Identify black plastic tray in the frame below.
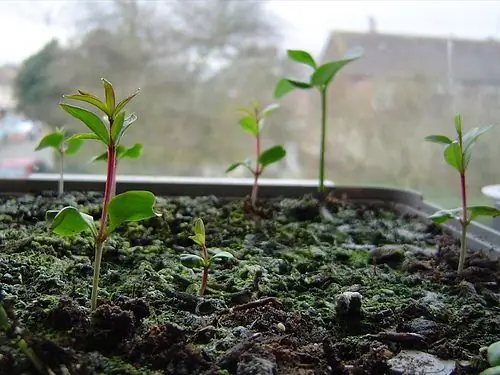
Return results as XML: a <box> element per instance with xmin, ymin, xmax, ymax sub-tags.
<box><xmin>0</xmin><ymin>173</ymin><xmax>499</xmax><ymax>254</ymax></box>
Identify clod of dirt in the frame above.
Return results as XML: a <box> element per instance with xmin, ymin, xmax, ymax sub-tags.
<box><xmin>236</xmin><ymin>347</ymin><xmax>277</xmax><ymax>375</ymax></box>
<box><xmin>368</xmin><ymin>245</ymin><xmax>405</xmax><ymax>267</ymax></box>
<box><xmin>336</xmin><ymin>291</ymin><xmax>363</xmax><ymax>318</ymax></box>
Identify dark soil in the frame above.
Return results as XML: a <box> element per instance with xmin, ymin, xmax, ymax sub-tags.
<box><xmin>0</xmin><ymin>191</ymin><xmax>499</xmax><ymax>374</ymax></box>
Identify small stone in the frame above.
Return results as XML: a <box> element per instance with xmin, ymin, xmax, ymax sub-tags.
<box><xmin>276</xmin><ymin>322</ymin><xmax>286</xmax><ymax>332</ymax></box>
<box><xmin>335</xmin><ymin>291</ymin><xmax>363</xmax><ymax>318</ymax></box>
<box><xmin>368</xmin><ymin>245</ymin><xmax>405</xmax><ymax>267</ymax></box>
<box><xmin>407</xmin><ymin>318</ymin><xmax>439</xmax><ymax>340</ymax></box>
<box><xmin>387</xmin><ymin>350</ymin><xmax>456</xmax><ymax>375</ymax></box>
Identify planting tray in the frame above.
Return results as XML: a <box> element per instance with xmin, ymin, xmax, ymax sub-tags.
<box><xmin>1</xmin><ymin>173</ymin><xmax>499</xmax><ymax>254</ymax></box>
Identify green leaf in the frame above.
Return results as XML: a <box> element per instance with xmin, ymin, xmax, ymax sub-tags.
<box><xmin>180</xmin><ymin>254</ymin><xmax>204</xmax><ymax>269</ymax></box>
<box><xmin>59</xmin><ymin>103</ymin><xmax>109</xmax><ymax>144</ymax></box>
<box><xmin>192</xmin><ymin>218</ymin><xmax>205</xmax><ymax>242</ymax></box>
<box><xmin>311</xmin><ymin>55</ymin><xmax>360</xmax><ymax>87</ymax></box>
<box><xmin>428</xmin><ymin>208</ymin><xmax>461</xmax><ymax>224</ymax></box>
<box><xmin>462</xmin><ymin>124</ymin><xmax>495</xmax><ymax>168</ymax></box>
<box><xmin>0</xmin><ymin>303</ymin><xmax>10</xmax><ymax>330</ymax></box>
<box><xmin>63</xmin><ymin>93</ymin><xmax>109</xmax><ymax>115</ymax></box>
<box><xmin>120</xmin><ymin>143</ymin><xmax>143</xmax><ymax>159</ymax></box>
<box><xmin>101</xmin><ymin>78</ymin><xmax>115</xmax><ymax>114</ymax></box>
<box><xmin>111</xmin><ymin>110</ymin><xmax>126</xmax><ymax>143</ymax></box>
<box><xmin>210</xmin><ymin>251</ymin><xmax>235</xmax><ymax>262</ymax></box>
<box><xmin>189</xmin><ymin>233</ymin><xmax>205</xmax><ymax>247</ymax></box>
<box><xmin>46</xmin><ymin>207</ymin><xmax>97</xmax><ymax>238</ymax></box>
<box><xmin>425</xmin><ymin>135</ymin><xmax>453</xmax><ymax>145</ymax></box>
<box><xmin>454</xmin><ymin>114</ymin><xmax>462</xmax><ymax>136</ymax></box>
<box><xmin>239</xmin><ymin>115</ymin><xmax>259</xmax><ymax>136</ymax></box>
<box><xmin>259</xmin><ymin>145</ymin><xmax>286</xmax><ymax>167</ymax></box>
<box><xmin>488</xmin><ymin>341</ymin><xmax>500</xmax><ymax>367</ymax></box>
<box><xmin>64</xmin><ymin>137</ymin><xmax>84</xmax><ymax>155</ymax></box>
<box><xmin>274</xmin><ymin>78</ymin><xmax>312</xmax><ymax>98</ymax></box>
<box><xmin>92</xmin><ymin>151</ymin><xmax>108</xmax><ymax>162</ymax></box>
<box><xmin>225</xmin><ymin>161</ymin><xmax>253</xmax><ymax>174</ymax></box>
<box><xmin>107</xmin><ymin>191</ymin><xmax>159</xmax><ymax>234</ymax></box>
<box><xmin>467</xmin><ymin>205</ymin><xmax>500</xmax><ymax>222</ymax></box>
<box><xmin>479</xmin><ymin>366</ymin><xmax>500</xmax><ymax>375</ymax></box>
<box><xmin>67</xmin><ymin>132</ymin><xmax>101</xmax><ymax>142</ymax></box>
<box><xmin>114</xmin><ymin>89</ymin><xmax>140</xmax><ymax>116</ymax></box>
<box><xmin>287</xmin><ymin>50</ymin><xmax>316</xmax><ymax>69</ymax></box>
<box><xmin>261</xmin><ymin>103</ymin><xmax>280</xmax><ymax>117</ymax></box>
<box><xmin>35</xmin><ymin>131</ymin><xmax>64</xmax><ymax>151</ymax></box>
<box><xmin>443</xmin><ymin>141</ymin><xmax>463</xmax><ymax>172</ymax></box>
<box><xmin>115</xmin><ymin>113</ymin><xmax>137</xmax><ymax>141</ymax></box>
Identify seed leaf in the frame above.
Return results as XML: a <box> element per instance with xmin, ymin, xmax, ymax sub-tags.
<box><xmin>225</xmin><ymin>161</ymin><xmax>253</xmax><ymax>174</ymax></box>
<box><xmin>259</xmin><ymin>145</ymin><xmax>286</xmax><ymax>167</ymax></box>
<box><xmin>287</xmin><ymin>50</ymin><xmax>316</xmax><ymax>69</ymax></box>
<box><xmin>428</xmin><ymin>208</ymin><xmax>461</xmax><ymax>224</ymax></box>
<box><xmin>211</xmin><ymin>251</ymin><xmax>234</xmax><ymax>262</ymax></box>
<box><xmin>63</xmin><ymin>93</ymin><xmax>109</xmax><ymax>115</ymax></box>
<box><xmin>101</xmin><ymin>78</ymin><xmax>115</xmax><ymax>114</ymax></box>
<box><xmin>35</xmin><ymin>131</ymin><xmax>64</xmax><ymax>151</ymax></box>
<box><xmin>274</xmin><ymin>78</ymin><xmax>312</xmax><ymax>98</ymax></box>
<box><xmin>180</xmin><ymin>254</ymin><xmax>204</xmax><ymax>268</ymax></box>
<box><xmin>239</xmin><ymin>115</ymin><xmax>259</xmax><ymax>136</ymax></box>
<box><xmin>467</xmin><ymin>205</ymin><xmax>500</xmax><ymax>222</ymax></box>
<box><xmin>64</xmin><ymin>137</ymin><xmax>84</xmax><ymax>155</ymax></box>
<box><xmin>59</xmin><ymin>103</ymin><xmax>109</xmax><ymax>144</ymax></box>
<box><xmin>46</xmin><ymin>207</ymin><xmax>97</xmax><ymax>237</ymax></box>
<box><xmin>107</xmin><ymin>191</ymin><xmax>159</xmax><ymax>234</ymax></box>
<box><xmin>443</xmin><ymin>141</ymin><xmax>463</xmax><ymax>172</ymax></box>
<box><xmin>487</xmin><ymin>341</ymin><xmax>500</xmax><ymax>367</ymax></box>
<box><xmin>425</xmin><ymin>135</ymin><xmax>453</xmax><ymax>145</ymax></box>
<box><xmin>114</xmin><ymin>89</ymin><xmax>140</xmax><ymax>116</ymax></box>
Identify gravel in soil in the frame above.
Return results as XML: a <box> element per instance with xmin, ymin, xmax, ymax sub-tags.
<box><xmin>0</xmin><ymin>191</ymin><xmax>499</xmax><ymax>374</ymax></box>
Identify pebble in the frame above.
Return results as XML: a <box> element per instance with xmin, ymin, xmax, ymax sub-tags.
<box><xmin>368</xmin><ymin>245</ymin><xmax>405</xmax><ymax>266</ymax></box>
<box><xmin>335</xmin><ymin>291</ymin><xmax>363</xmax><ymax>318</ymax></box>
<box><xmin>387</xmin><ymin>350</ymin><xmax>456</xmax><ymax>375</ymax></box>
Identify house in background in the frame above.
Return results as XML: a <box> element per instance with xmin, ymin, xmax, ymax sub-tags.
<box><xmin>0</xmin><ymin>65</ymin><xmax>18</xmax><ymax>110</ymax></box>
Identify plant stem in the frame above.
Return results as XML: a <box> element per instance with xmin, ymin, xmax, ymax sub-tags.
<box><xmin>199</xmin><ymin>243</ymin><xmax>209</xmax><ymax>296</ymax></box>
<box><xmin>251</xmin><ymin>129</ymin><xmax>261</xmax><ymax>209</ymax></box>
<box><xmin>90</xmin><ymin>241</ymin><xmax>105</xmax><ymax>311</ymax></box>
<box><xmin>319</xmin><ymin>88</ymin><xmax>327</xmax><ymax>193</ymax></box>
<box><xmin>58</xmin><ymin>151</ymin><xmax>64</xmax><ymax>198</ymax></box>
<box><xmin>458</xmin><ymin>170</ymin><xmax>468</xmax><ymax>275</ymax></box>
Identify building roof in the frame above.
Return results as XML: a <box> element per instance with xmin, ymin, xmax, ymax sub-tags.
<box><xmin>322</xmin><ymin>30</ymin><xmax>500</xmax><ymax>84</ymax></box>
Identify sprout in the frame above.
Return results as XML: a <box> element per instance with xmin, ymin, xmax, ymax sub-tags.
<box><xmin>225</xmin><ymin>100</ymin><xmax>286</xmax><ymax>210</ymax></box>
<box><xmin>180</xmin><ymin>218</ymin><xmax>235</xmax><ymax>296</ymax></box>
<box><xmin>425</xmin><ymin>115</ymin><xmax>500</xmax><ymax>275</ymax></box>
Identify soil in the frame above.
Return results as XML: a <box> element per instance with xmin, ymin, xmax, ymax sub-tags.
<box><xmin>0</xmin><ymin>191</ymin><xmax>499</xmax><ymax>375</ymax></box>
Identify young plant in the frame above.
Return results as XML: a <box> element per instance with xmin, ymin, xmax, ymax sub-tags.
<box><xmin>180</xmin><ymin>218</ymin><xmax>234</xmax><ymax>296</ymax></box>
<box><xmin>274</xmin><ymin>48</ymin><xmax>362</xmax><ymax>193</ymax></box>
<box><xmin>45</xmin><ymin>79</ymin><xmax>159</xmax><ymax>311</ymax></box>
<box><xmin>35</xmin><ymin>127</ymin><xmax>84</xmax><ymax>197</ymax></box>
<box><xmin>225</xmin><ymin>101</ymin><xmax>286</xmax><ymax>209</ymax></box>
<box><xmin>480</xmin><ymin>340</ymin><xmax>500</xmax><ymax>375</ymax></box>
<box><xmin>425</xmin><ymin>115</ymin><xmax>500</xmax><ymax>275</ymax></box>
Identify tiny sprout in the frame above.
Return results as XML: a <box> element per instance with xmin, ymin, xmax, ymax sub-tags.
<box><xmin>35</xmin><ymin>127</ymin><xmax>84</xmax><ymax>197</ymax></box>
<box><xmin>425</xmin><ymin>115</ymin><xmax>500</xmax><ymax>275</ymax></box>
<box><xmin>225</xmin><ymin>100</ymin><xmax>286</xmax><ymax>209</ymax></box>
<box><xmin>180</xmin><ymin>218</ymin><xmax>234</xmax><ymax>296</ymax></box>
<box><xmin>45</xmin><ymin>79</ymin><xmax>159</xmax><ymax>311</ymax></box>
<box><xmin>274</xmin><ymin>48</ymin><xmax>362</xmax><ymax>193</ymax></box>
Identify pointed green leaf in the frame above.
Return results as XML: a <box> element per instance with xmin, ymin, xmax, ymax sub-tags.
<box><xmin>425</xmin><ymin>135</ymin><xmax>453</xmax><ymax>145</ymax></box>
<box><xmin>274</xmin><ymin>78</ymin><xmax>312</xmax><ymax>98</ymax></box>
<box><xmin>63</xmin><ymin>93</ymin><xmax>109</xmax><ymax>115</ymax></box>
<box><xmin>46</xmin><ymin>207</ymin><xmax>97</xmax><ymax>237</ymax></box>
<box><xmin>107</xmin><ymin>191</ymin><xmax>159</xmax><ymax>234</ymax></box>
<box><xmin>462</xmin><ymin>124</ymin><xmax>495</xmax><ymax>168</ymax></box>
<box><xmin>115</xmin><ymin>113</ymin><xmax>137</xmax><ymax>141</ymax></box>
<box><xmin>287</xmin><ymin>50</ymin><xmax>316</xmax><ymax>69</ymax></box>
<box><xmin>180</xmin><ymin>254</ymin><xmax>204</xmax><ymax>269</ymax></box>
<box><xmin>225</xmin><ymin>161</ymin><xmax>253</xmax><ymax>174</ymax></box>
<box><xmin>239</xmin><ymin>115</ymin><xmax>259</xmax><ymax>136</ymax></box>
<box><xmin>261</xmin><ymin>103</ymin><xmax>280</xmax><ymax>117</ymax></box>
<box><xmin>487</xmin><ymin>341</ymin><xmax>500</xmax><ymax>367</ymax></box>
<box><xmin>467</xmin><ymin>205</ymin><xmax>500</xmax><ymax>222</ymax></box>
<box><xmin>189</xmin><ymin>233</ymin><xmax>205</xmax><ymax>247</ymax></box>
<box><xmin>101</xmin><ymin>78</ymin><xmax>116</xmax><ymax>114</ymax></box>
<box><xmin>120</xmin><ymin>143</ymin><xmax>143</xmax><ymax>159</ymax></box>
<box><xmin>193</xmin><ymin>218</ymin><xmax>205</xmax><ymax>241</ymax></box>
<box><xmin>454</xmin><ymin>114</ymin><xmax>462</xmax><ymax>136</ymax></box>
<box><xmin>35</xmin><ymin>131</ymin><xmax>64</xmax><ymax>151</ymax></box>
<box><xmin>64</xmin><ymin>137</ymin><xmax>84</xmax><ymax>155</ymax></box>
<box><xmin>443</xmin><ymin>141</ymin><xmax>463</xmax><ymax>172</ymax></box>
<box><xmin>92</xmin><ymin>151</ymin><xmax>108</xmax><ymax>162</ymax></box>
<box><xmin>259</xmin><ymin>145</ymin><xmax>286</xmax><ymax>167</ymax></box>
<box><xmin>67</xmin><ymin>132</ymin><xmax>101</xmax><ymax>142</ymax></box>
<box><xmin>311</xmin><ymin>56</ymin><xmax>359</xmax><ymax>87</ymax></box>
<box><xmin>111</xmin><ymin>110</ymin><xmax>126</xmax><ymax>143</ymax></box>
<box><xmin>114</xmin><ymin>89</ymin><xmax>140</xmax><ymax>116</ymax></box>
<box><xmin>210</xmin><ymin>251</ymin><xmax>235</xmax><ymax>262</ymax></box>
<box><xmin>428</xmin><ymin>208</ymin><xmax>461</xmax><ymax>224</ymax></box>
<box><xmin>59</xmin><ymin>103</ymin><xmax>109</xmax><ymax>144</ymax></box>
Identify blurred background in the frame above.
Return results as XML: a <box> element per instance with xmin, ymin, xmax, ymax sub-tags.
<box><xmin>1</xmin><ymin>0</ymin><xmax>500</xmax><ymax>213</ymax></box>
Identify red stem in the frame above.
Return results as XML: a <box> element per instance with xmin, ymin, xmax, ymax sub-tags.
<box><xmin>251</xmin><ymin>132</ymin><xmax>261</xmax><ymax>209</ymax></box>
<box><xmin>199</xmin><ymin>243</ymin><xmax>209</xmax><ymax>296</ymax></box>
<box><xmin>458</xmin><ymin>170</ymin><xmax>468</xmax><ymax>274</ymax></box>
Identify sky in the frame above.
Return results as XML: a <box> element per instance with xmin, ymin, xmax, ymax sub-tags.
<box><xmin>1</xmin><ymin>0</ymin><xmax>500</xmax><ymax>65</ymax></box>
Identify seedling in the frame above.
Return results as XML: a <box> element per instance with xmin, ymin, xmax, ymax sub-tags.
<box><xmin>45</xmin><ymin>79</ymin><xmax>160</xmax><ymax>311</ymax></box>
<box><xmin>425</xmin><ymin>115</ymin><xmax>500</xmax><ymax>275</ymax></box>
<box><xmin>180</xmin><ymin>218</ymin><xmax>234</xmax><ymax>296</ymax></box>
<box><xmin>274</xmin><ymin>48</ymin><xmax>362</xmax><ymax>193</ymax></box>
<box><xmin>35</xmin><ymin>127</ymin><xmax>84</xmax><ymax>197</ymax></box>
<box><xmin>225</xmin><ymin>101</ymin><xmax>286</xmax><ymax>209</ymax></box>
<box><xmin>479</xmin><ymin>340</ymin><xmax>500</xmax><ymax>375</ymax></box>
